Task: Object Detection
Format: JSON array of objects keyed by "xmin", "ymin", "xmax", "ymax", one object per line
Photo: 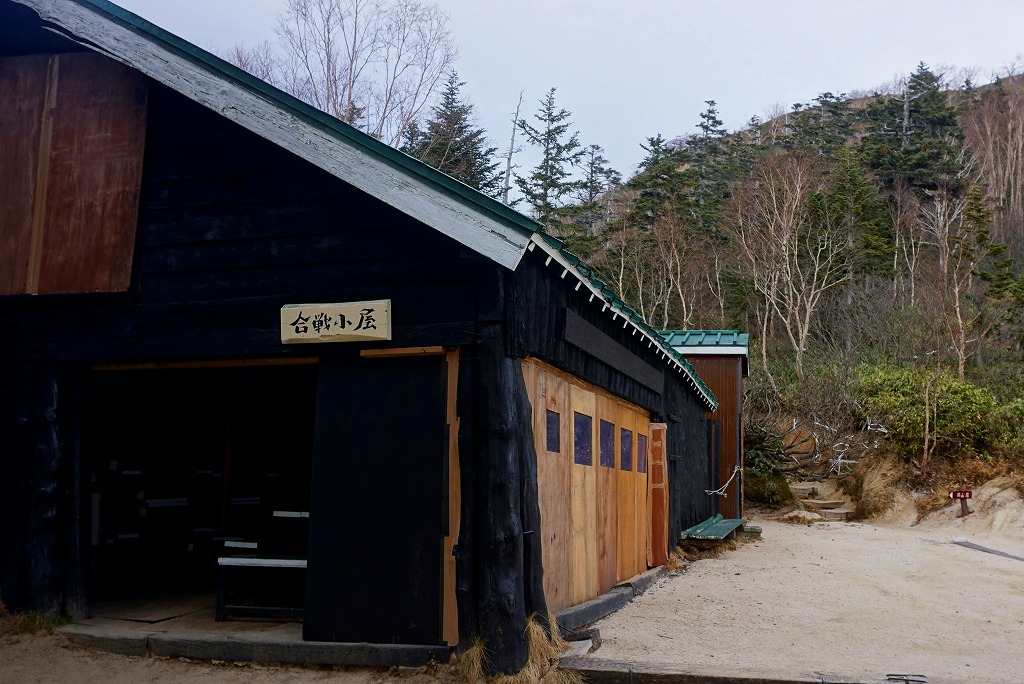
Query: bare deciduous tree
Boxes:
[
  {"xmin": 963, "ymin": 63, "xmax": 1024, "ymax": 258},
  {"xmin": 255, "ymin": 0, "xmax": 456, "ymax": 146},
  {"xmin": 727, "ymin": 150, "xmax": 850, "ymax": 379}
]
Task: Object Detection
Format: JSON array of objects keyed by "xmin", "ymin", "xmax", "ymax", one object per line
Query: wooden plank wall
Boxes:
[
  {"xmin": 524, "ymin": 359, "xmax": 651, "ymax": 612},
  {"xmin": 0, "ymin": 55, "xmax": 45, "ymax": 295},
  {"xmin": 0, "ymin": 52, "xmax": 146, "ymax": 296},
  {"xmin": 595, "ymin": 397, "xmax": 617, "ymax": 594},
  {"xmin": 665, "ymin": 377, "xmax": 714, "ymax": 539},
  {"xmin": 527, "ymin": 362, "xmax": 571, "ymax": 612},
  {"xmin": 686, "ymin": 357, "xmax": 743, "ymax": 519},
  {"xmin": 569, "ymin": 384, "xmax": 598, "ymax": 605}
]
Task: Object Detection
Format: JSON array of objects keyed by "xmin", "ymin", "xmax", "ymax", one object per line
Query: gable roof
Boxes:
[
  {"xmin": 14, "ymin": 0, "xmax": 539, "ymax": 269},
  {"xmin": 11, "ymin": 0, "xmax": 717, "ymax": 409},
  {"xmin": 660, "ymin": 330, "xmax": 749, "ymax": 378}
]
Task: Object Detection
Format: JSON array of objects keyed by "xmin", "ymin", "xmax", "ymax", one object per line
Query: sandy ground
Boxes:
[
  {"xmin": 587, "ymin": 488, "xmax": 1024, "ymax": 682},
  {"xmin": 0, "ymin": 634, "xmax": 442, "ymax": 684},
  {"xmin": 3, "ymin": 480, "xmax": 1023, "ymax": 683}
]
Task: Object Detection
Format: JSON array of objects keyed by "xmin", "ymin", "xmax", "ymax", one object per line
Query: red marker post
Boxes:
[{"xmin": 950, "ymin": 490, "xmax": 972, "ymax": 517}]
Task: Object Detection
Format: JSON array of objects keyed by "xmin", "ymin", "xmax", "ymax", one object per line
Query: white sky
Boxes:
[{"xmin": 114, "ymin": 0, "xmax": 1024, "ymax": 179}]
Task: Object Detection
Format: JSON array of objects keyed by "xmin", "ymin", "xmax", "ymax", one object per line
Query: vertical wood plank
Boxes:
[
  {"xmin": 615, "ymin": 403, "xmax": 634, "ymax": 583},
  {"xmin": 568, "ymin": 384, "xmax": 598, "ymax": 605},
  {"xmin": 38, "ymin": 52, "xmax": 147, "ymax": 294},
  {"xmin": 442, "ymin": 348, "xmax": 460, "ymax": 646},
  {"xmin": 634, "ymin": 414, "xmax": 650, "ymax": 575},
  {"xmin": 0, "ymin": 55, "xmax": 48, "ymax": 295},
  {"xmin": 595, "ymin": 395, "xmax": 618, "ymax": 594},
  {"xmin": 648, "ymin": 423, "xmax": 669, "ymax": 567},
  {"xmin": 25, "ymin": 56, "xmax": 59, "ymax": 295},
  {"xmin": 527, "ymin": 360, "xmax": 573, "ymax": 613}
]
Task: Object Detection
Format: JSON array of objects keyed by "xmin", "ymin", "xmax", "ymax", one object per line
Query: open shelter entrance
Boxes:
[{"xmin": 83, "ymin": 362, "xmax": 318, "ymax": 605}]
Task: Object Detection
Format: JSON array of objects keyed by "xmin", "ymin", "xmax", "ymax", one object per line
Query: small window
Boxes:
[
  {"xmin": 620, "ymin": 428, "xmax": 633, "ymax": 471},
  {"xmin": 546, "ymin": 410, "xmax": 560, "ymax": 453},
  {"xmin": 637, "ymin": 433, "xmax": 648, "ymax": 473},
  {"xmin": 573, "ymin": 412, "xmax": 592, "ymax": 466},
  {"xmin": 599, "ymin": 420, "xmax": 615, "ymax": 468}
]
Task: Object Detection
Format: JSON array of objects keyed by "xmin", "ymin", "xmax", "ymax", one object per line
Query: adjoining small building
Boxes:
[
  {"xmin": 661, "ymin": 330, "xmax": 749, "ymax": 520},
  {"xmin": 0, "ymin": 0, "xmax": 718, "ymax": 673}
]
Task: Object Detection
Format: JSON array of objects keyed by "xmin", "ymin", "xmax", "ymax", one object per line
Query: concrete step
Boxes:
[
  {"xmin": 802, "ymin": 499, "xmax": 846, "ymax": 510},
  {"xmin": 820, "ymin": 508, "xmax": 854, "ymax": 521}
]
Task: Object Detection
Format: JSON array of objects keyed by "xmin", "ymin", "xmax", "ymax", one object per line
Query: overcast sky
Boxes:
[{"xmin": 114, "ymin": 0, "xmax": 1024, "ymax": 179}]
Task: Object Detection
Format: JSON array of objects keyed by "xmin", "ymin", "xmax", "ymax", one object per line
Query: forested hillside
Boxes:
[
  {"xmin": 224, "ymin": 0, "xmax": 1024, "ymax": 494},
  {"xmin": 444, "ymin": 64, "xmax": 1024, "ymax": 494}
]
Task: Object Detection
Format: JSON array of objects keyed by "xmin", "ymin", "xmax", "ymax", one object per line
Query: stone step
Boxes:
[
  {"xmin": 819, "ymin": 508, "xmax": 854, "ymax": 521},
  {"xmin": 789, "ymin": 483, "xmax": 819, "ymax": 498},
  {"xmin": 802, "ymin": 499, "xmax": 846, "ymax": 510}
]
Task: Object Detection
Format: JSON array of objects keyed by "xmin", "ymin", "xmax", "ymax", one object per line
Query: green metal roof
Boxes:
[
  {"xmin": 533, "ymin": 234, "xmax": 718, "ymax": 410},
  {"xmin": 659, "ymin": 330, "xmax": 749, "ymax": 350}
]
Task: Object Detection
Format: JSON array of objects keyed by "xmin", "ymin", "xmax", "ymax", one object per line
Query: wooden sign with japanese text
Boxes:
[{"xmin": 280, "ymin": 300, "xmax": 391, "ymax": 344}]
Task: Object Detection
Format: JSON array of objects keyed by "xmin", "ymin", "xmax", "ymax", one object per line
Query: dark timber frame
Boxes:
[{"xmin": 0, "ymin": 0, "xmax": 717, "ymax": 674}]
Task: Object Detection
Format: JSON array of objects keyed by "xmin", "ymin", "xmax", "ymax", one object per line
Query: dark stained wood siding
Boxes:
[
  {"xmin": 687, "ymin": 357, "xmax": 744, "ymax": 519},
  {"xmin": 0, "ymin": 82, "xmax": 495, "ymax": 364},
  {"xmin": 506, "ymin": 251, "xmax": 663, "ymax": 414},
  {"xmin": 665, "ymin": 374, "xmax": 714, "ymax": 540}
]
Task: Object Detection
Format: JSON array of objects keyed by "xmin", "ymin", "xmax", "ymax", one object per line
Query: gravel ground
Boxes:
[{"xmin": 585, "ymin": 516, "xmax": 1024, "ymax": 683}]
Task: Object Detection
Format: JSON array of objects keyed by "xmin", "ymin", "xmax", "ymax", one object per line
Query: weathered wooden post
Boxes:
[{"xmin": 950, "ymin": 489, "xmax": 972, "ymax": 517}]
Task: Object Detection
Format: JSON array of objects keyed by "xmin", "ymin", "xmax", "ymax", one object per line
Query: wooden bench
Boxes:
[
  {"xmin": 215, "ymin": 510, "xmax": 309, "ymax": 621},
  {"xmin": 680, "ymin": 514, "xmax": 746, "ymax": 545},
  {"xmin": 215, "ymin": 555, "xmax": 307, "ymax": 620}
]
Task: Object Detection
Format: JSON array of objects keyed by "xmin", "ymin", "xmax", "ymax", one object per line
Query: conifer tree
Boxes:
[
  {"xmin": 860, "ymin": 63, "xmax": 964, "ymax": 191},
  {"xmin": 515, "ymin": 88, "xmax": 583, "ymax": 227},
  {"xmin": 401, "ymin": 72, "xmax": 501, "ymax": 197},
  {"xmin": 786, "ymin": 92, "xmax": 855, "ymax": 158},
  {"xmin": 683, "ymin": 100, "xmax": 732, "ymax": 232},
  {"xmin": 571, "ymin": 144, "xmax": 621, "ymax": 234}
]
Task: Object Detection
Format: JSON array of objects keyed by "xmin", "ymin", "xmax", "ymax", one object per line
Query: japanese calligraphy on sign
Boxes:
[{"xmin": 280, "ymin": 300, "xmax": 391, "ymax": 344}]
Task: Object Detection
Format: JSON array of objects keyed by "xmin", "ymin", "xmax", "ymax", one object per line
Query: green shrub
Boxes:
[
  {"xmin": 743, "ymin": 466, "xmax": 796, "ymax": 507},
  {"xmin": 857, "ymin": 366, "xmax": 995, "ymax": 460},
  {"xmin": 988, "ymin": 399, "xmax": 1024, "ymax": 460}
]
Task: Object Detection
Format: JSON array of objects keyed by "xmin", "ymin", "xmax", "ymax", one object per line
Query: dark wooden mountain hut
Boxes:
[
  {"xmin": 0, "ymin": 0, "xmax": 717, "ymax": 673},
  {"xmin": 661, "ymin": 330, "xmax": 749, "ymax": 519}
]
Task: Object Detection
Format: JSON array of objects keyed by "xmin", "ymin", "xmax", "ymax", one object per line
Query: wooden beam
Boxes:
[
  {"xmin": 25, "ymin": 55, "xmax": 59, "ymax": 295},
  {"xmin": 442, "ymin": 348, "xmax": 461, "ymax": 647},
  {"xmin": 360, "ymin": 346, "xmax": 445, "ymax": 358},
  {"xmin": 91, "ymin": 357, "xmax": 319, "ymax": 371},
  {"xmin": 563, "ymin": 310, "xmax": 664, "ymax": 393}
]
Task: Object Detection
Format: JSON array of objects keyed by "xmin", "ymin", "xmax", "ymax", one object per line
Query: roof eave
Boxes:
[{"xmin": 528, "ymin": 234, "xmax": 718, "ymax": 411}]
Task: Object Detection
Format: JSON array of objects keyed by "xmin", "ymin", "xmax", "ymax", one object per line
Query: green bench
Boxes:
[{"xmin": 680, "ymin": 514, "xmax": 746, "ymax": 543}]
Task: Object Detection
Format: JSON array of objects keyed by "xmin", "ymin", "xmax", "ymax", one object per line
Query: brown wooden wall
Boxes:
[
  {"xmin": 523, "ymin": 358, "xmax": 652, "ymax": 613},
  {"xmin": 0, "ymin": 52, "xmax": 146, "ymax": 295},
  {"xmin": 686, "ymin": 357, "xmax": 744, "ymax": 519}
]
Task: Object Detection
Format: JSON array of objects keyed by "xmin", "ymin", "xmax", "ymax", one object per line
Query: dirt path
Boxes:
[{"xmin": 585, "ymin": 518, "xmax": 1024, "ymax": 682}]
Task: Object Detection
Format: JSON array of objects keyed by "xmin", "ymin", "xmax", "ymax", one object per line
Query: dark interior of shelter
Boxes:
[{"xmin": 83, "ymin": 365, "xmax": 317, "ymax": 607}]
